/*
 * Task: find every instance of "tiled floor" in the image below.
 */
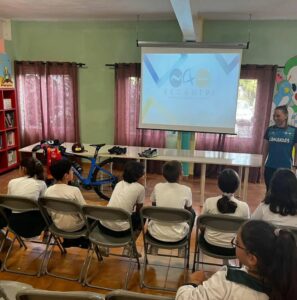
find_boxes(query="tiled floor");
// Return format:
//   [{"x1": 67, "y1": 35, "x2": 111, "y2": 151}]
[{"x1": 0, "y1": 167, "x2": 266, "y2": 297}]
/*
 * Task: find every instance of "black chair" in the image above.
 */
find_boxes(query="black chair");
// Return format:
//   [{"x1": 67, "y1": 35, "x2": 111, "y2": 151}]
[
  {"x1": 38, "y1": 196, "x2": 89, "y2": 282},
  {"x1": 105, "y1": 289, "x2": 175, "y2": 300},
  {"x1": 82, "y1": 205, "x2": 141, "y2": 290},
  {"x1": 140, "y1": 206, "x2": 193, "y2": 291},
  {"x1": 0, "y1": 195, "x2": 48, "y2": 276},
  {"x1": 192, "y1": 214, "x2": 246, "y2": 272},
  {"x1": 16, "y1": 289, "x2": 104, "y2": 300}
]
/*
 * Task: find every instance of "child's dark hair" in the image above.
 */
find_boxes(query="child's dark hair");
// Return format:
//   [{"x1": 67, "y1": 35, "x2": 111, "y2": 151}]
[
  {"x1": 123, "y1": 161, "x2": 144, "y2": 183},
  {"x1": 163, "y1": 160, "x2": 182, "y2": 183},
  {"x1": 217, "y1": 169, "x2": 239, "y2": 214},
  {"x1": 49, "y1": 159, "x2": 72, "y2": 181},
  {"x1": 241, "y1": 220, "x2": 297, "y2": 300},
  {"x1": 20, "y1": 157, "x2": 44, "y2": 180},
  {"x1": 264, "y1": 169, "x2": 297, "y2": 216}
]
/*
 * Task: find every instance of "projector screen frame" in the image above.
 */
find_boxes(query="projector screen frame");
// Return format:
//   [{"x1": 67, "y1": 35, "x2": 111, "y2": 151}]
[{"x1": 139, "y1": 47, "x2": 243, "y2": 134}]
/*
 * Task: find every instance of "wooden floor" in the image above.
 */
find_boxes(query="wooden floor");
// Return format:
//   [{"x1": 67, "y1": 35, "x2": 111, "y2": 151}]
[{"x1": 0, "y1": 168, "x2": 266, "y2": 297}]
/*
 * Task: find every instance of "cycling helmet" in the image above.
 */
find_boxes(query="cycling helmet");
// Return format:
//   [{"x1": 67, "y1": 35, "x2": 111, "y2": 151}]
[{"x1": 72, "y1": 143, "x2": 85, "y2": 153}]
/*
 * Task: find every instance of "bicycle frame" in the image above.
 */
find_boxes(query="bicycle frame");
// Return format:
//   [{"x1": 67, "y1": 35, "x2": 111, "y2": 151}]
[{"x1": 71, "y1": 155, "x2": 115, "y2": 187}]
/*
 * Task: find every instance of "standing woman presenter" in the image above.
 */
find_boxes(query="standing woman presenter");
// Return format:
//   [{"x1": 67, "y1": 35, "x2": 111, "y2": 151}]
[{"x1": 262, "y1": 105, "x2": 297, "y2": 190}]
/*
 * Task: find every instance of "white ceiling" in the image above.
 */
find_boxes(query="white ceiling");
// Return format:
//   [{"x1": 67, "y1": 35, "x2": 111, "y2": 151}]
[{"x1": 0, "y1": 0, "x2": 296, "y2": 21}]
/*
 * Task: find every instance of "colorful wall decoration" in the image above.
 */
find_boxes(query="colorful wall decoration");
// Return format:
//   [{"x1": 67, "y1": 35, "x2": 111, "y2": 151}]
[
  {"x1": 272, "y1": 56, "x2": 297, "y2": 126},
  {"x1": 0, "y1": 53, "x2": 14, "y2": 88}
]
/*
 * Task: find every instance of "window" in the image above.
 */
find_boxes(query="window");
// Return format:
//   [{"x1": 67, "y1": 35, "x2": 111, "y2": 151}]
[{"x1": 235, "y1": 79, "x2": 258, "y2": 138}]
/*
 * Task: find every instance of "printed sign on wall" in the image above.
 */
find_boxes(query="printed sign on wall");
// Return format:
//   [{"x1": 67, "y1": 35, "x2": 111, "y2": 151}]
[{"x1": 0, "y1": 53, "x2": 14, "y2": 88}]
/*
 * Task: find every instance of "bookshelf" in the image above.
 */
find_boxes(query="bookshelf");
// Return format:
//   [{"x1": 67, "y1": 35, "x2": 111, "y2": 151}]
[{"x1": 0, "y1": 88, "x2": 19, "y2": 173}]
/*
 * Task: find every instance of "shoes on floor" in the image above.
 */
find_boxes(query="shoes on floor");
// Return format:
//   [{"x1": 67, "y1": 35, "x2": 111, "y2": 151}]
[
  {"x1": 147, "y1": 245, "x2": 158, "y2": 255},
  {"x1": 178, "y1": 247, "x2": 186, "y2": 258},
  {"x1": 122, "y1": 245, "x2": 141, "y2": 258},
  {"x1": 98, "y1": 246, "x2": 109, "y2": 257}
]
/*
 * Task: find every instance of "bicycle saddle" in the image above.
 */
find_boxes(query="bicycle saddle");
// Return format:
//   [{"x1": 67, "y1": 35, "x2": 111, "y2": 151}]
[
  {"x1": 32, "y1": 144, "x2": 41, "y2": 152},
  {"x1": 90, "y1": 143, "x2": 106, "y2": 149}
]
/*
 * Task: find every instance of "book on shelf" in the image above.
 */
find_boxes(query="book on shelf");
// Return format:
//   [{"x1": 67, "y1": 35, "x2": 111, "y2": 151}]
[
  {"x1": 6, "y1": 131, "x2": 15, "y2": 146},
  {"x1": 7, "y1": 150, "x2": 17, "y2": 166},
  {"x1": 0, "y1": 134, "x2": 2, "y2": 149},
  {"x1": 5, "y1": 112, "x2": 14, "y2": 128},
  {"x1": 3, "y1": 98, "x2": 12, "y2": 109}
]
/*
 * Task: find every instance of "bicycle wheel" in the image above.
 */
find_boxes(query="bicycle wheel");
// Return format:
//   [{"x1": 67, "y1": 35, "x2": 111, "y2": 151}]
[{"x1": 92, "y1": 158, "x2": 118, "y2": 200}]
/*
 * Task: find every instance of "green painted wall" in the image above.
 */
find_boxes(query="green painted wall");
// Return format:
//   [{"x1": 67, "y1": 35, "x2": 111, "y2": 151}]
[
  {"x1": 5, "y1": 19, "x2": 297, "y2": 143},
  {"x1": 204, "y1": 20, "x2": 296, "y2": 65},
  {"x1": 7, "y1": 20, "x2": 181, "y2": 144}
]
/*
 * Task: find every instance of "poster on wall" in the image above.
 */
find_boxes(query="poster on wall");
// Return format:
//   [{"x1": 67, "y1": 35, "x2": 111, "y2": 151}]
[
  {"x1": 272, "y1": 56, "x2": 297, "y2": 127},
  {"x1": 0, "y1": 53, "x2": 14, "y2": 88}
]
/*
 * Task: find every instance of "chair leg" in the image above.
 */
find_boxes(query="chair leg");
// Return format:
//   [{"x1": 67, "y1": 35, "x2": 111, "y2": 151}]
[
  {"x1": 79, "y1": 245, "x2": 93, "y2": 283},
  {"x1": 39, "y1": 233, "x2": 53, "y2": 275},
  {"x1": 1, "y1": 235, "x2": 16, "y2": 272},
  {"x1": 94, "y1": 245, "x2": 103, "y2": 261},
  {"x1": 82, "y1": 247, "x2": 95, "y2": 286},
  {"x1": 192, "y1": 243, "x2": 199, "y2": 272},
  {"x1": 0, "y1": 229, "x2": 9, "y2": 252}
]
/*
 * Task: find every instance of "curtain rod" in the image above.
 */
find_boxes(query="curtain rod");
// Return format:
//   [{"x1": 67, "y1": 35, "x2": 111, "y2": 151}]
[
  {"x1": 106, "y1": 63, "x2": 284, "y2": 69},
  {"x1": 15, "y1": 61, "x2": 87, "y2": 68},
  {"x1": 105, "y1": 63, "x2": 134, "y2": 69}
]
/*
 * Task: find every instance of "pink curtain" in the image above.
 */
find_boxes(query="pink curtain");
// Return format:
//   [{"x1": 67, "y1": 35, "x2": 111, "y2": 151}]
[
  {"x1": 15, "y1": 61, "x2": 80, "y2": 146},
  {"x1": 114, "y1": 63, "x2": 165, "y2": 172},
  {"x1": 194, "y1": 65, "x2": 277, "y2": 182}
]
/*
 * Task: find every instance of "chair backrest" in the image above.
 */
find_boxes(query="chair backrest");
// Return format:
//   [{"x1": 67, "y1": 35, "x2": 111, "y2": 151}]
[
  {"x1": 38, "y1": 196, "x2": 85, "y2": 227},
  {"x1": 0, "y1": 280, "x2": 33, "y2": 300},
  {"x1": 16, "y1": 289, "x2": 104, "y2": 300},
  {"x1": 0, "y1": 195, "x2": 38, "y2": 224},
  {"x1": 83, "y1": 205, "x2": 132, "y2": 229},
  {"x1": 0, "y1": 195, "x2": 38, "y2": 213},
  {"x1": 197, "y1": 214, "x2": 247, "y2": 233},
  {"x1": 105, "y1": 289, "x2": 174, "y2": 300},
  {"x1": 140, "y1": 206, "x2": 193, "y2": 227}
]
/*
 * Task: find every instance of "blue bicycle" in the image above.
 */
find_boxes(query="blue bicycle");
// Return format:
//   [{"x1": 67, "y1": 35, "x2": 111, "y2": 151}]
[
  {"x1": 64, "y1": 143, "x2": 118, "y2": 200},
  {"x1": 33, "y1": 141, "x2": 118, "y2": 200}
]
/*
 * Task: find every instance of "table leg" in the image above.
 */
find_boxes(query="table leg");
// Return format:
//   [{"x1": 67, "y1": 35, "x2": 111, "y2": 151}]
[
  {"x1": 200, "y1": 164, "x2": 206, "y2": 204},
  {"x1": 243, "y1": 167, "x2": 249, "y2": 202},
  {"x1": 237, "y1": 166, "x2": 243, "y2": 198}
]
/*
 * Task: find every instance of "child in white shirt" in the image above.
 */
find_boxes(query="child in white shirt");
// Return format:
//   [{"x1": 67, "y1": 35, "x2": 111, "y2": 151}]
[
  {"x1": 100, "y1": 161, "x2": 145, "y2": 236},
  {"x1": 45, "y1": 159, "x2": 86, "y2": 233},
  {"x1": 201, "y1": 169, "x2": 249, "y2": 256},
  {"x1": 176, "y1": 220, "x2": 297, "y2": 300},
  {"x1": 148, "y1": 160, "x2": 195, "y2": 243},
  {"x1": 8, "y1": 157, "x2": 47, "y2": 237},
  {"x1": 252, "y1": 168, "x2": 297, "y2": 227}
]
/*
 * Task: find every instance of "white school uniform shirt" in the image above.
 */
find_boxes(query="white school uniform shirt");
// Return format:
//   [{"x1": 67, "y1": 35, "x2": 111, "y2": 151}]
[
  {"x1": 44, "y1": 184, "x2": 86, "y2": 232},
  {"x1": 8, "y1": 176, "x2": 47, "y2": 201},
  {"x1": 148, "y1": 182, "x2": 192, "y2": 242},
  {"x1": 252, "y1": 203, "x2": 297, "y2": 227},
  {"x1": 176, "y1": 266, "x2": 269, "y2": 300},
  {"x1": 201, "y1": 195, "x2": 250, "y2": 248},
  {"x1": 100, "y1": 180, "x2": 145, "y2": 231}
]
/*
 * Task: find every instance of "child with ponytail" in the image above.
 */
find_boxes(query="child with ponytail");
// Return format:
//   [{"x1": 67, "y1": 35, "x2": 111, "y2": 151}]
[
  {"x1": 200, "y1": 168, "x2": 250, "y2": 255},
  {"x1": 7, "y1": 157, "x2": 47, "y2": 237},
  {"x1": 176, "y1": 220, "x2": 297, "y2": 300}
]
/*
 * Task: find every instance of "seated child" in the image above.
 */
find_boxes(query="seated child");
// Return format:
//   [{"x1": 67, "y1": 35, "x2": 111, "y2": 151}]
[
  {"x1": 45, "y1": 159, "x2": 86, "y2": 233},
  {"x1": 7, "y1": 157, "x2": 47, "y2": 238},
  {"x1": 99, "y1": 161, "x2": 145, "y2": 237},
  {"x1": 252, "y1": 168, "x2": 297, "y2": 227},
  {"x1": 176, "y1": 220, "x2": 297, "y2": 300},
  {"x1": 148, "y1": 160, "x2": 195, "y2": 245},
  {"x1": 201, "y1": 169, "x2": 250, "y2": 255}
]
